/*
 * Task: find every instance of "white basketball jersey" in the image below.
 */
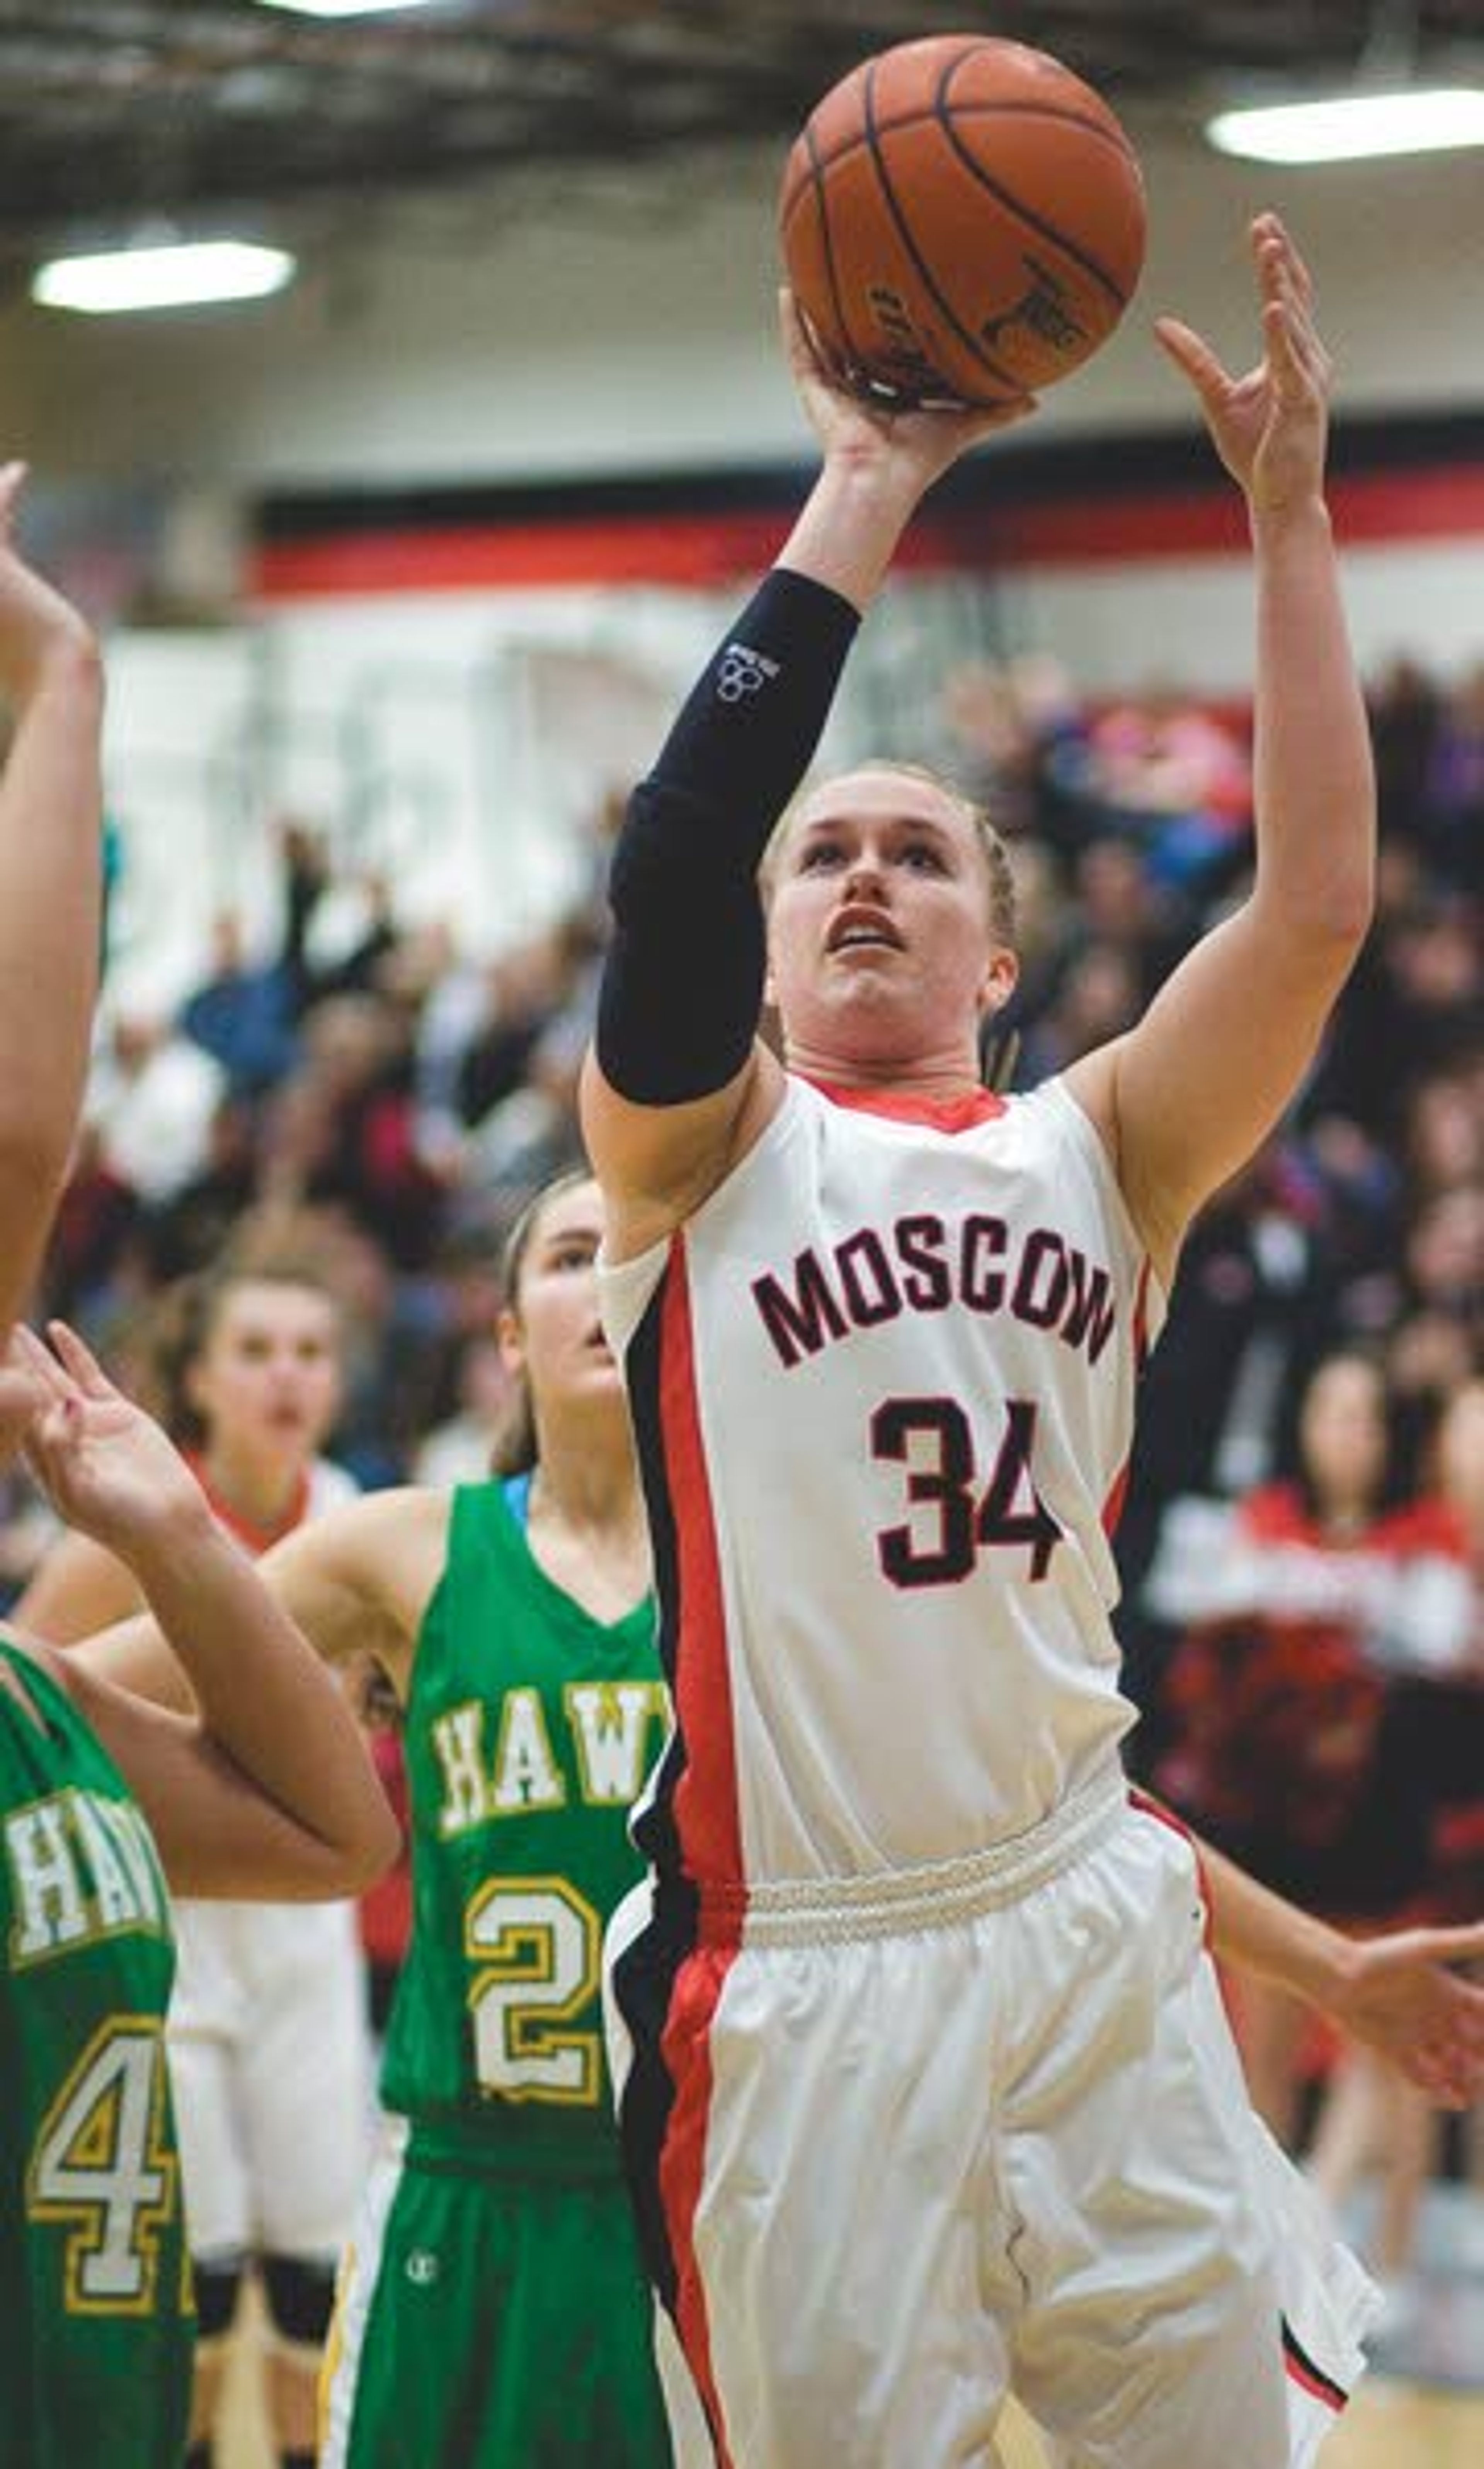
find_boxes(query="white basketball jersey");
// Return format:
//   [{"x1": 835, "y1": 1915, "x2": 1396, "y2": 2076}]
[{"x1": 600, "y1": 1073, "x2": 1164, "y2": 1884}]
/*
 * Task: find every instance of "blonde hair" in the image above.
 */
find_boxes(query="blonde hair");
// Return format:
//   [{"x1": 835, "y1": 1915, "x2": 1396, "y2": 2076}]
[{"x1": 760, "y1": 760, "x2": 1017, "y2": 947}]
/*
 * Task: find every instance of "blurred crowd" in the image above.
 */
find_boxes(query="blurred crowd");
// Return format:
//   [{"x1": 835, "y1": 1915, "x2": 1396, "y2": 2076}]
[{"x1": 1, "y1": 637, "x2": 1480, "y2": 2326}]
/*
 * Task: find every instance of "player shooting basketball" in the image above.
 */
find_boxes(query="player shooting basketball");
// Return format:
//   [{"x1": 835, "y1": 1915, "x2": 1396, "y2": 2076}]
[{"x1": 583, "y1": 213, "x2": 1388, "y2": 2468}]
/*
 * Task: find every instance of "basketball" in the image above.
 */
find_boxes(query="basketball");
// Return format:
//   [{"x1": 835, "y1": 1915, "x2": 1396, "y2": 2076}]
[{"x1": 779, "y1": 34, "x2": 1147, "y2": 408}]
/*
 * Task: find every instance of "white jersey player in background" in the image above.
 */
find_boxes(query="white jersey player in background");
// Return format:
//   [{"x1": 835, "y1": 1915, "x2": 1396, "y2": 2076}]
[{"x1": 582, "y1": 218, "x2": 1403, "y2": 2468}]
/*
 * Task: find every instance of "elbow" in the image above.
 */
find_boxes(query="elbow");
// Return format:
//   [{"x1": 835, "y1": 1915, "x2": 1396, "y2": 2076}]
[
  {"x1": 351, "y1": 1800, "x2": 404, "y2": 1893},
  {"x1": 1268, "y1": 856, "x2": 1374, "y2": 960},
  {"x1": 327, "y1": 1797, "x2": 403, "y2": 1897},
  {"x1": 1305, "y1": 885, "x2": 1373, "y2": 958}
]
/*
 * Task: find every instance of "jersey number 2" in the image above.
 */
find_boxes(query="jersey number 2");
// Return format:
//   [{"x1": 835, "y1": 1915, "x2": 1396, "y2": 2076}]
[
  {"x1": 465, "y1": 1875, "x2": 601, "y2": 2105},
  {"x1": 871, "y1": 1396, "x2": 1061, "y2": 1587}
]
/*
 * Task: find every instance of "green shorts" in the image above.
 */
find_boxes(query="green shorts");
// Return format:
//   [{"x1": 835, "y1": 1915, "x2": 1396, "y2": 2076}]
[{"x1": 320, "y1": 2134, "x2": 674, "y2": 2467}]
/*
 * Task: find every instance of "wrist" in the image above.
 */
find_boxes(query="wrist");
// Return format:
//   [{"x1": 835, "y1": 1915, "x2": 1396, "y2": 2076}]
[
  {"x1": 1283, "y1": 1912, "x2": 1358, "y2": 2014},
  {"x1": 4, "y1": 626, "x2": 104, "y2": 714},
  {"x1": 1247, "y1": 492, "x2": 1333, "y2": 549},
  {"x1": 815, "y1": 447, "x2": 931, "y2": 523},
  {"x1": 112, "y1": 1491, "x2": 219, "y2": 1582}
]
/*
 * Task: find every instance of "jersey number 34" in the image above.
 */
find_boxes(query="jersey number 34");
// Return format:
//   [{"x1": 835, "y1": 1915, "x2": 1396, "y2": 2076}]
[{"x1": 873, "y1": 1396, "x2": 1062, "y2": 1588}]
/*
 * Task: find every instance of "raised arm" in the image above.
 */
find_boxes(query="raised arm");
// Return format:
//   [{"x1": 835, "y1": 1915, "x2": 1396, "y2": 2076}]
[
  {"x1": 0, "y1": 466, "x2": 105, "y2": 1326},
  {"x1": 1068, "y1": 217, "x2": 1375, "y2": 1280},
  {"x1": 7, "y1": 1323, "x2": 400, "y2": 1899},
  {"x1": 580, "y1": 298, "x2": 1033, "y2": 1258}
]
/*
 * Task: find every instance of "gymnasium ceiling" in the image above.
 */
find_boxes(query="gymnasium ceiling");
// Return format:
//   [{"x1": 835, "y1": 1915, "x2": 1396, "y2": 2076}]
[{"x1": 0, "y1": 1, "x2": 1479, "y2": 251}]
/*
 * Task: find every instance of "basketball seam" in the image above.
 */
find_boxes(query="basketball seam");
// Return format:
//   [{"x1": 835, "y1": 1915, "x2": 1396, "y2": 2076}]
[
  {"x1": 791, "y1": 100, "x2": 1139, "y2": 182},
  {"x1": 804, "y1": 114, "x2": 858, "y2": 377},
  {"x1": 860, "y1": 53, "x2": 1027, "y2": 404},
  {"x1": 938, "y1": 61, "x2": 1133, "y2": 306}
]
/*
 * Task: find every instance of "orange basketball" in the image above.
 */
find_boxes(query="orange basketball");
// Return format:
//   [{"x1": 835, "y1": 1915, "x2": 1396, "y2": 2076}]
[{"x1": 779, "y1": 33, "x2": 1146, "y2": 408}]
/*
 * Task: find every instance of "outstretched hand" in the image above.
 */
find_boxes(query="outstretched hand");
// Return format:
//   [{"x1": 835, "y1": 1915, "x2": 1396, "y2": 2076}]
[
  {"x1": 1329, "y1": 1919, "x2": 1484, "y2": 2110},
  {"x1": 8, "y1": 1320, "x2": 209, "y2": 1565},
  {"x1": 781, "y1": 288, "x2": 1037, "y2": 495},
  {"x1": 1154, "y1": 213, "x2": 1331, "y2": 517},
  {"x1": 0, "y1": 463, "x2": 96, "y2": 705}
]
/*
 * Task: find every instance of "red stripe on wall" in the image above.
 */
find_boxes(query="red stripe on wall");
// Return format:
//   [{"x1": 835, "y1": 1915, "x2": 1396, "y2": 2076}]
[
  {"x1": 252, "y1": 511, "x2": 792, "y2": 597},
  {"x1": 251, "y1": 463, "x2": 1484, "y2": 598}
]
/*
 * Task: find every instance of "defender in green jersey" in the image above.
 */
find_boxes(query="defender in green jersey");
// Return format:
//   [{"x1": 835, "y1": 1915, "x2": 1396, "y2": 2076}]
[
  {"x1": 0, "y1": 1636, "x2": 192, "y2": 2469},
  {"x1": 82, "y1": 1172, "x2": 687, "y2": 2466},
  {"x1": 0, "y1": 1327, "x2": 397, "y2": 2469},
  {"x1": 322, "y1": 1463, "x2": 673, "y2": 2469}
]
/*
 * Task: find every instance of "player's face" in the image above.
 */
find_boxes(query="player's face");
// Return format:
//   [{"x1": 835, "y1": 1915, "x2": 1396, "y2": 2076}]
[
  {"x1": 188, "y1": 1281, "x2": 342, "y2": 1467},
  {"x1": 501, "y1": 1178, "x2": 619, "y2": 1417},
  {"x1": 766, "y1": 769, "x2": 1015, "y2": 1075}
]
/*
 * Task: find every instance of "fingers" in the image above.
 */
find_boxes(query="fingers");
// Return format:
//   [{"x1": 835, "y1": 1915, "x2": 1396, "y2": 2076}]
[
  {"x1": 5, "y1": 1321, "x2": 70, "y2": 1402},
  {"x1": 1251, "y1": 211, "x2": 1314, "y2": 311},
  {"x1": 778, "y1": 283, "x2": 813, "y2": 367},
  {"x1": 1411, "y1": 1921, "x2": 1484, "y2": 1968},
  {"x1": 1253, "y1": 215, "x2": 1330, "y2": 402},
  {"x1": 778, "y1": 285, "x2": 849, "y2": 391},
  {"x1": 1153, "y1": 315, "x2": 1232, "y2": 402},
  {"x1": 45, "y1": 1319, "x2": 117, "y2": 1401}
]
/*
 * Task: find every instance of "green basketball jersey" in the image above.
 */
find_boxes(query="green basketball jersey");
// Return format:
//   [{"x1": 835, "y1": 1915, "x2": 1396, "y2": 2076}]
[
  {"x1": 0, "y1": 1638, "x2": 192, "y2": 2469},
  {"x1": 380, "y1": 1483, "x2": 668, "y2": 2177}
]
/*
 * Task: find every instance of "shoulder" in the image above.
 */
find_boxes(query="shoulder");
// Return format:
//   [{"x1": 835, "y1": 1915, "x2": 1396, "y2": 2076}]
[{"x1": 267, "y1": 1485, "x2": 453, "y2": 1643}]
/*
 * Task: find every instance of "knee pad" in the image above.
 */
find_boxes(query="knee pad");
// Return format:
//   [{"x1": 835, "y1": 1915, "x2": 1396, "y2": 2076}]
[
  {"x1": 260, "y1": 2250, "x2": 338, "y2": 2351},
  {"x1": 191, "y1": 2253, "x2": 247, "y2": 2343}
]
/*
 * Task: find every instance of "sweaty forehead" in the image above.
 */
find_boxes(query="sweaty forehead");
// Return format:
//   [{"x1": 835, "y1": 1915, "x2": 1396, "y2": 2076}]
[
  {"x1": 792, "y1": 769, "x2": 967, "y2": 838},
  {"x1": 532, "y1": 1181, "x2": 604, "y2": 1245}
]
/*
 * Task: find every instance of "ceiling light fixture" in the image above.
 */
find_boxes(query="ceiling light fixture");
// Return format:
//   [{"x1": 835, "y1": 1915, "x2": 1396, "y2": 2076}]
[
  {"x1": 1206, "y1": 86, "x2": 1484, "y2": 163},
  {"x1": 32, "y1": 239, "x2": 298, "y2": 315},
  {"x1": 254, "y1": 1, "x2": 446, "y2": 18}
]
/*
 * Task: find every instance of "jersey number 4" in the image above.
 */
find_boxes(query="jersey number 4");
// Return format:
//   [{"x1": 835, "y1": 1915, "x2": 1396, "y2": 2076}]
[
  {"x1": 872, "y1": 1396, "x2": 1062, "y2": 1587},
  {"x1": 27, "y1": 2017, "x2": 179, "y2": 2312}
]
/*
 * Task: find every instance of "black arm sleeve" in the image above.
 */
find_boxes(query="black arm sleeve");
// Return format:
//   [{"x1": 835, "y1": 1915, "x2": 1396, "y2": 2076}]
[{"x1": 596, "y1": 566, "x2": 860, "y2": 1104}]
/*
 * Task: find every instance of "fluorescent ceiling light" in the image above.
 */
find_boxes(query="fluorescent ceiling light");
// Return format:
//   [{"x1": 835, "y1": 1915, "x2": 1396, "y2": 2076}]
[
  {"x1": 1207, "y1": 87, "x2": 1484, "y2": 163},
  {"x1": 255, "y1": 1, "x2": 445, "y2": 17},
  {"x1": 32, "y1": 240, "x2": 297, "y2": 315}
]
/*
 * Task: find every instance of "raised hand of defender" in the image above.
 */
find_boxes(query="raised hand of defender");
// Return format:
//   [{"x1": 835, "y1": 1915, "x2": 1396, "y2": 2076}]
[
  {"x1": 0, "y1": 462, "x2": 97, "y2": 705},
  {"x1": 1154, "y1": 214, "x2": 1331, "y2": 518},
  {"x1": 780, "y1": 287, "x2": 1037, "y2": 492},
  {"x1": 1330, "y1": 1919, "x2": 1484, "y2": 2110},
  {"x1": 13, "y1": 1320, "x2": 209, "y2": 1564}
]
